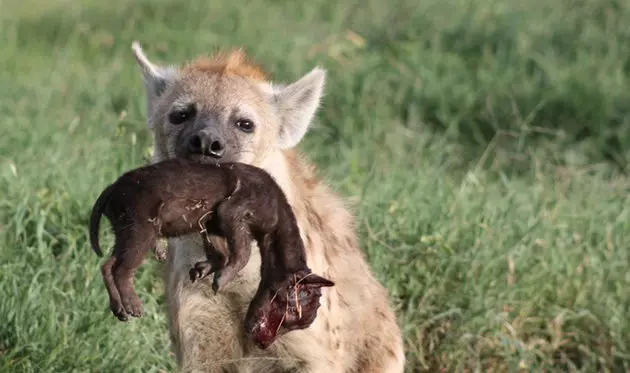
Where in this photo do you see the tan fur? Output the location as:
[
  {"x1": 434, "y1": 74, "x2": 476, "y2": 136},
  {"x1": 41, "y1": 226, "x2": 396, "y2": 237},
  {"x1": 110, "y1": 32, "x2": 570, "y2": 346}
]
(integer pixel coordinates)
[
  {"x1": 130, "y1": 41, "x2": 405, "y2": 373},
  {"x1": 183, "y1": 50, "x2": 268, "y2": 82}
]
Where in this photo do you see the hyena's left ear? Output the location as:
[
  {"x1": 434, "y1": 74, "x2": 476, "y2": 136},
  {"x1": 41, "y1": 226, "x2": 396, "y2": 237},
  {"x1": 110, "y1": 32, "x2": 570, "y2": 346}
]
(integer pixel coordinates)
[
  {"x1": 272, "y1": 67, "x2": 326, "y2": 149},
  {"x1": 131, "y1": 41, "x2": 178, "y2": 129},
  {"x1": 299, "y1": 273, "x2": 335, "y2": 288}
]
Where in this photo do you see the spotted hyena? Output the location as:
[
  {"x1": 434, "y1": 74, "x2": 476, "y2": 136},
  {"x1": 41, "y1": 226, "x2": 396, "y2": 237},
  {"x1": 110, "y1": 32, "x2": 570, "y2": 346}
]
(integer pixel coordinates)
[{"x1": 131, "y1": 41, "x2": 405, "y2": 373}]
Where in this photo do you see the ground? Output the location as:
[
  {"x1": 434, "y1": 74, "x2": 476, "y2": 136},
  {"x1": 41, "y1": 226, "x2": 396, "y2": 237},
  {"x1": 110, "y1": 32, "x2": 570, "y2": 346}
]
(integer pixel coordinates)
[{"x1": 0, "y1": 0, "x2": 629, "y2": 372}]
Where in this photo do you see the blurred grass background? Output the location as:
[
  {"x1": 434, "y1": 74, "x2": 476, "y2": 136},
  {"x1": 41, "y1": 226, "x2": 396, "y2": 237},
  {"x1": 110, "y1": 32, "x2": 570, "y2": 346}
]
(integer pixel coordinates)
[{"x1": 0, "y1": 0, "x2": 629, "y2": 372}]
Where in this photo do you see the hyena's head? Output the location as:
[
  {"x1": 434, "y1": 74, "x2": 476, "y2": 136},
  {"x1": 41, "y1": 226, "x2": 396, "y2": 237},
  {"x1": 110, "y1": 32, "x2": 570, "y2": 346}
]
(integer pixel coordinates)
[{"x1": 131, "y1": 41, "x2": 325, "y2": 167}]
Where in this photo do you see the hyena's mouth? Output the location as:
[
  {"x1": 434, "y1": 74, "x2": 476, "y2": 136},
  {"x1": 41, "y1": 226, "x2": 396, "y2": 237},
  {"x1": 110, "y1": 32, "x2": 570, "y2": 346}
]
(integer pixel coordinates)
[{"x1": 178, "y1": 154, "x2": 231, "y2": 166}]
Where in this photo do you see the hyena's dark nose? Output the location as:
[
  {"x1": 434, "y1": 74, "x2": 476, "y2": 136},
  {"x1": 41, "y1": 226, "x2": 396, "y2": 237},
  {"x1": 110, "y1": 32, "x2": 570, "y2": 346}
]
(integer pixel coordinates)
[{"x1": 188, "y1": 133, "x2": 226, "y2": 158}]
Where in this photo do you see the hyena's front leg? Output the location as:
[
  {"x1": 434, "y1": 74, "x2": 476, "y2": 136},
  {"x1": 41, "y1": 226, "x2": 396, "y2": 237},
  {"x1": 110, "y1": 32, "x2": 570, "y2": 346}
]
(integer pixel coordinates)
[
  {"x1": 209, "y1": 199, "x2": 255, "y2": 293},
  {"x1": 189, "y1": 233, "x2": 228, "y2": 283},
  {"x1": 352, "y1": 317, "x2": 406, "y2": 373},
  {"x1": 189, "y1": 210, "x2": 230, "y2": 283}
]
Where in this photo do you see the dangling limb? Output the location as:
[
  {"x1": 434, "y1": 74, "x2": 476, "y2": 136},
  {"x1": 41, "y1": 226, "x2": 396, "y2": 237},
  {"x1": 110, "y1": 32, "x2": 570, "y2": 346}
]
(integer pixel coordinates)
[
  {"x1": 210, "y1": 200, "x2": 254, "y2": 293},
  {"x1": 111, "y1": 227, "x2": 157, "y2": 318}
]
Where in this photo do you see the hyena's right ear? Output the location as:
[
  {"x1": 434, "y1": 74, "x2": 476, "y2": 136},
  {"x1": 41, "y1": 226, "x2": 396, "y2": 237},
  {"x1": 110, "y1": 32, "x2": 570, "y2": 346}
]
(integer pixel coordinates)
[{"x1": 131, "y1": 41, "x2": 178, "y2": 129}]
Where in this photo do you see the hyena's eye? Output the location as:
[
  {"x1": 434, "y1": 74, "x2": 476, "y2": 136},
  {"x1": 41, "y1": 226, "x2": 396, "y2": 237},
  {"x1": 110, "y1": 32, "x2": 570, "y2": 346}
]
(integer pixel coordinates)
[
  {"x1": 236, "y1": 119, "x2": 255, "y2": 133},
  {"x1": 168, "y1": 105, "x2": 196, "y2": 125}
]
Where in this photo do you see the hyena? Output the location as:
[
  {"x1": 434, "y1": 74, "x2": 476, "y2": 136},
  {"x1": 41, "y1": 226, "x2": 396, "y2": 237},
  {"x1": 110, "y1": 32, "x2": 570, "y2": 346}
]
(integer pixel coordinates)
[
  {"x1": 88, "y1": 157, "x2": 334, "y2": 335},
  {"x1": 130, "y1": 41, "x2": 405, "y2": 373}
]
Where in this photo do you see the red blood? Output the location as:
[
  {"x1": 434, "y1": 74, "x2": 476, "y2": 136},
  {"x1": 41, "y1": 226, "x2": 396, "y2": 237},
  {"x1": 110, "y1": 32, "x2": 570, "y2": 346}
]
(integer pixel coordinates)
[{"x1": 244, "y1": 270, "x2": 334, "y2": 349}]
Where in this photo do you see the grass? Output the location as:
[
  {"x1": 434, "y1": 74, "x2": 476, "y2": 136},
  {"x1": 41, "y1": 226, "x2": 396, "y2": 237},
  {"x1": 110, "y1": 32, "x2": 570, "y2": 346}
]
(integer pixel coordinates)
[{"x1": 0, "y1": 0, "x2": 629, "y2": 371}]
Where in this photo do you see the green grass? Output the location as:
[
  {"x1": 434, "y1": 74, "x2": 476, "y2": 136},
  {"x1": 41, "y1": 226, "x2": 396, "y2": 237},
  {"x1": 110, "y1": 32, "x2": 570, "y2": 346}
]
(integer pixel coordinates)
[{"x1": 1, "y1": 0, "x2": 629, "y2": 371}]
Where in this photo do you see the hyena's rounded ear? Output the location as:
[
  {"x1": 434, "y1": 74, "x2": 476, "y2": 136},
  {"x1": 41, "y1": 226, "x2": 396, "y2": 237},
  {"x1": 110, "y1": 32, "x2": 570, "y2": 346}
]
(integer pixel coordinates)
[
  {"x1": 131, "y1": 41, "x2": 179, "y2": 129},
  {"x1": 299, "y1": 273, "x2": 335, "y2": 288},
  {"x1": 272, "y1": 67, "x2": 326, "y2": 149}
]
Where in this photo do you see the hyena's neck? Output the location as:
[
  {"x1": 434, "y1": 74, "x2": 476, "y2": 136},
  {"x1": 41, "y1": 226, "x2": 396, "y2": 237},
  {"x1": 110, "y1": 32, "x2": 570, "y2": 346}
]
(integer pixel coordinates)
[
  {"x1": 260, "y1": 149, "x2": 359, "y2": 274},
  {"x1": 259, "y1": 149, "x2": 310, "y2": 211}
]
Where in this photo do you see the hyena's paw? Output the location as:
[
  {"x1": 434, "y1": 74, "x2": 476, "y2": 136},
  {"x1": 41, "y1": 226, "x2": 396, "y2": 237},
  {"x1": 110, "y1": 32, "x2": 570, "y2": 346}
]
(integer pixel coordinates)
[
  {"x1": 189, "y1": 260, "x2": 217, "y2": 283},
  {"x1": 122, "y1": 294, "x2": 144, "y2": 318},
  {"x1": 109, "y1": 300, "x2": 129, "y2": 322},
  {"x1": 118, "y1": 288, "x2": 144, "y2": 318},
  {"x1": 211, "y1": 267, "x2": 238, "y2": 294}
]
